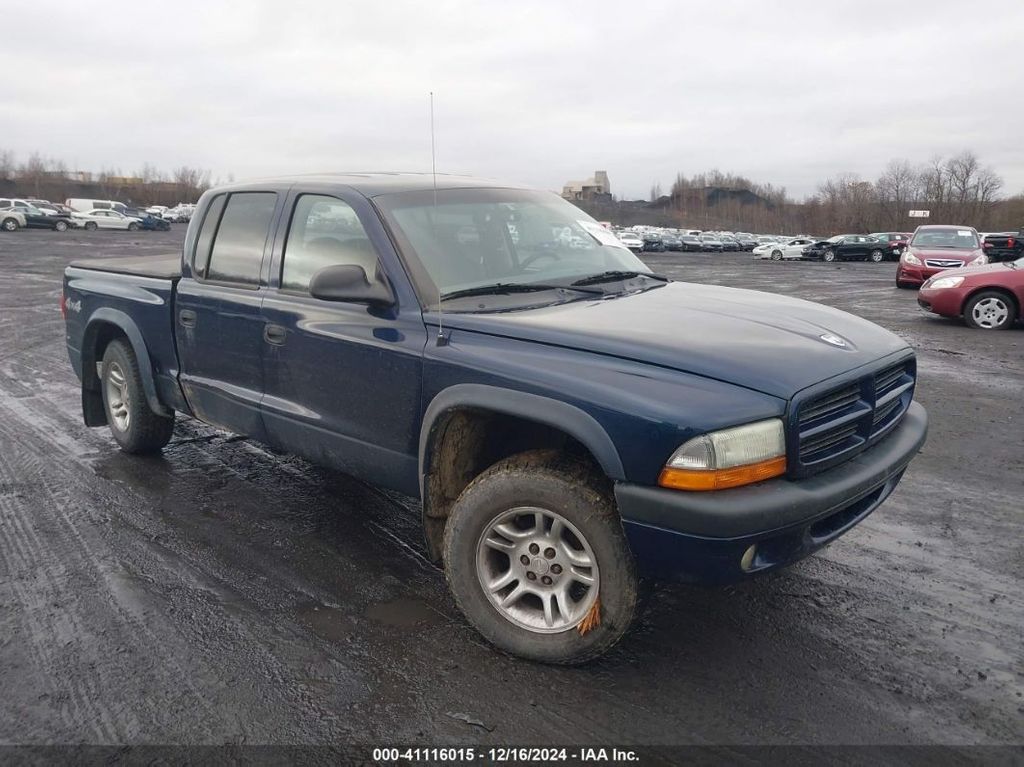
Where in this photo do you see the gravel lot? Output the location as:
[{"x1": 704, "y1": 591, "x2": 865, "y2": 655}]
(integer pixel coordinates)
[{"x1": 0, "y1": 228, "x2": 1021, "y2": 747}]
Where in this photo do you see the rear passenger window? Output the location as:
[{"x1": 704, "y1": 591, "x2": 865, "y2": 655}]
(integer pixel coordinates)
[
  {"x1": 193, "y1": 194, "x2": 227, "y2": 277},
  {"x1": 281, "y1": 195, "x2": 378, "y2": 293},
  {"x1": 206, "y1": 192, "x2": 277, "y2": 286}
]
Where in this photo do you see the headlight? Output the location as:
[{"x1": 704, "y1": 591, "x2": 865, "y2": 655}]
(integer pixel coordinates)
[
  {"x1": 969, "y1": 254, "x2": 987, "y2": 266},
  {"x1": 927, "y1": 276, "x2": 965, "y2": 289},
  {"x1": 659, "y1": 419, "x2": 786, "y2": 491},
  {"x1": 902, "y1": 252, "x2": 922, "y2": 266}
]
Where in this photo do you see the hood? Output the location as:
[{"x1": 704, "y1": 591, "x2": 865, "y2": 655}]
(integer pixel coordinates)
[
  {"x1": 905, "y1": 246, "x2": 983, "y2": 263},
  {"x1": 928, "y1": 262, "x2": 1017, "y2": 280},
  {"x1": 442, "y1": 282, "x2": 909, "y2": 399}
]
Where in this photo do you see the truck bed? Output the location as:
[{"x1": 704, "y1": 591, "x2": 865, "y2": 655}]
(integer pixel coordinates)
[
  {"x1": 68, "y1": 253, "x2": 182, "y2": 280},
  {"x1": 64, "y1": 256, "x2": 188, "y2": 415}
]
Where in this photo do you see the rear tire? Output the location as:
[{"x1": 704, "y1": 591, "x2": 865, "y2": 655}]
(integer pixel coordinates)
[
  {"x1": 1, "y1": 217, "x2": 18, "y2": 232},
  {"x1": 100, "y1": 339, "x2": 175, "y2": 453},
  {"x1": 964, "y1": 290, "x2": 1016, "y2": 330},
  {"x1": 84, "y1": 221, "x2": 98, "y2": 231},
  {"x1": 443, "y1": 450, "x2": 638, "y2": 665}
]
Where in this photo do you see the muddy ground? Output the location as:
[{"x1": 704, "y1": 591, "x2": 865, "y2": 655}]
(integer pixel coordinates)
[{"x1": 0, "y1": 228, "x2": 1020, "y2": 747}]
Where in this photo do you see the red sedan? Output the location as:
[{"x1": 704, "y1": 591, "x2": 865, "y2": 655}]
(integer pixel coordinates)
[
  {"x1": 917, "y1": 259, "x2": 1024, "y2": 329},
  {"x1": 896, "y1": 225, "x2": 988, "y2": 289}
]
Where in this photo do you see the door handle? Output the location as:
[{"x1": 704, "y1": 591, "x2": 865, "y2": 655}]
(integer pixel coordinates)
[
  {"x1": 179, "y1": 309, "x2": 197, "y2": 328},
  {"x1": 263, "y1": 323, "x2": 287, "y2": 345}
]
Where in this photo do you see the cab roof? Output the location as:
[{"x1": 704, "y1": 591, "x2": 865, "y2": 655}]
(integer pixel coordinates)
[{"x1": 209, "y1": 172, "x2": 532, "y2": 198}]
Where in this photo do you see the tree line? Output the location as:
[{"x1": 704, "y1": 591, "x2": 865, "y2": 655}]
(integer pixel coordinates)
[
  {"x1": 630, "y1": 151, "x2": 1022, "y2": 234},
  {"x1": 0, "y1": 150, "x2": 215, "y2": 207}
]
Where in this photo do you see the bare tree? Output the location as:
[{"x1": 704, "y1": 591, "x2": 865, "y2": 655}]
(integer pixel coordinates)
[
  {"x1": 17, "y1": 152, "x2": 49, "y2": 197},
  {"x1": 137, "y1": 163, "x2": 164, "y2": 185},
  {"x1": 172, "y1": 166, "x2": 212, "y2": 202},
  {"x1": 875, "y1": 159, "x2": 921, "y2": 229},
  {"x1": 0, "y1": 149, "x2": 15, "y2": 181}
]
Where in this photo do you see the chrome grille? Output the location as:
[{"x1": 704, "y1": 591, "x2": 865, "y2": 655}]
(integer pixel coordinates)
[
  {"x1": 794, "y1": 358, "x2": 915, "y2": 475},
  {"x1": 924, "y1": 259, "x2": 963, "y2": 269}
]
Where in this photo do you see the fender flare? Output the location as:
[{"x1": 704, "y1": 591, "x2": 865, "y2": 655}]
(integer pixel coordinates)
[
  {"x1": 82, "y1": 308, "x2": 172, "y2": 417},
  {"x1": 418, "y1": 383, "x2": 625, "y2": 501}
]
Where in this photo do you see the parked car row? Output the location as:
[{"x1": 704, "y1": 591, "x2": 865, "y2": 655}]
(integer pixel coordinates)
[
  {"x1": 0, "y1": 197, "x2": 195, "y2": 233},
  {"x1": 613, "y1": 217, "x2": 1014, "y2": 331},
  {"x1": 613, "y1": 226, "x2": 766, "y2": 253}
]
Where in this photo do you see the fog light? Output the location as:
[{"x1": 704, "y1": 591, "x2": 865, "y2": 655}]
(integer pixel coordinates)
[{"x1": 740, "y1": 544, "x2": 758, "y2": 572}]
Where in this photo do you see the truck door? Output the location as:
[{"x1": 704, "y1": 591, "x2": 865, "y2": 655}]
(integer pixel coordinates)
[
  {"x1": 258, "y1": 191, "x2": 426, "y2": 496},
  {"x1": 175, "y1": 190, "x2": 282, "y2": 439}
]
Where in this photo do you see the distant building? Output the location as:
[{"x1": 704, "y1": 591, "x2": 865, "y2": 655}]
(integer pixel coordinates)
[{"x1": 561, "y1": 170, "x2": 611, "y2": 202}]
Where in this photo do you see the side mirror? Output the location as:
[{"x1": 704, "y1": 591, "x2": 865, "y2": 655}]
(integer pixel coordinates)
[{"x1": 309, "y1": 264, "x2": 394, "y2": 307}]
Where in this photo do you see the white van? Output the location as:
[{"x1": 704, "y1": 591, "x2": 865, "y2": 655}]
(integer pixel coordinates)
[{"x1": 65, "y1": 198, "x2": 128, "y2": 213}]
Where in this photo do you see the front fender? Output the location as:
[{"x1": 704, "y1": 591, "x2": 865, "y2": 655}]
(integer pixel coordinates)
[
  {"x1": 82, "y1": 308, "x2": 172, "y2": 418},
  {"x1": 418, "y1": 383, "x2": 625, "y2": 501}
]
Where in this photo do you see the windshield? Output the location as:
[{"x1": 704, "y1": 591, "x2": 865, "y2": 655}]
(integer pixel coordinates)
[
  {"x1": 827, "y1": 235, "x2": 845, "y2": 243},
  {"x1": 375, "y1": 188, "x2": 650, "y2": 305},
  {"x1": 911, "y1": 228, "x2": 980, "y2": 249}
]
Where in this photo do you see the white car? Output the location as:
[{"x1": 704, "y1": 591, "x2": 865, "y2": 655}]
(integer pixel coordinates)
[
  {"x1": 617, "y1": 232, "x2": 644, "y2": 251},
  {"x1": 0, "y1": 208, "x2": 27, "y2": 231},
  {"x1": 0, "y1": 197, "x2": 59, "y2": 215},
  {"x1": 72, "y1": 209, "x2": 145, "y2": 231},
  {"x1": 754, "y1": 237, "x2": 816, "y2": 260}
]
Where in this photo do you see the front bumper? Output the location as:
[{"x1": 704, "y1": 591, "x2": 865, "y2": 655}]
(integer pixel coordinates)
[
  {"x1": 917, "y1": 288, "x2": 964, "y2": 317},
  {"x1": 897, "y1": 262, "x2": 971, "y2": 285},
  {"x1": 615, "y1": 401, "x2": 928, "y2": 583}
]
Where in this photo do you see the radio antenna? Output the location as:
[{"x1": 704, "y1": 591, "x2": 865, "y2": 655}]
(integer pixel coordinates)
[{"x1": 431, "y1": 91, "x2": 448, "y2": 346}]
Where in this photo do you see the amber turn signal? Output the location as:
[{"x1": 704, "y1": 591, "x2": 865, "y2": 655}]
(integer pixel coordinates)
[{"x1": 658, "y1": 456, "x2": 787, "y2": 491}]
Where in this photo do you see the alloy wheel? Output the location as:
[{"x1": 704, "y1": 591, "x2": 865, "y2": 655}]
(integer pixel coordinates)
[
  {"x1": 476, "y1": 506, "x2": 599, "y2": 633},
  {"x1": 105, "y1": 362, "x2": 131, "y2": 431}
]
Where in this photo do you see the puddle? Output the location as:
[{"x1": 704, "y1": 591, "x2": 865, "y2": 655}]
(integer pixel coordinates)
[
  {"x1": 296, "y1": 601, "x2": 357, "y2": 642},
  {"x1": 364, "y1": 597, "x2": 442, "y2": 628}
]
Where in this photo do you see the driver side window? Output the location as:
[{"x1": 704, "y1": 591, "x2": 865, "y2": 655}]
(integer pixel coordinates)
[{"x1": 281, "y1": 195, "x2": 379, "y2": 293}]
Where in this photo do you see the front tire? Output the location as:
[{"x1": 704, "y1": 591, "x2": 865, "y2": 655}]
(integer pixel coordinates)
[
  {"x1": 443, "y1": 450, "x2": 638, "y2": 664},
  {"x1": 964, "y1": 291, "x2": 1016, "y2": 330},
  {"x1": 869, "y1": 249, "x2": 884, "y2": 263},
  {"x1": 84, "y1": 221, "x2": 98, "y2": 231},
  {"x1": 54, "y1": 219, "x2": 68, "y2": 232},
  {"x1": 127, "y1": 222, "x2": 139, "y2": 231},
  {"x1": 1, "y1": 217, "x2": 18, "y2": 232},
  {"x1": 823, "y1": 249, "x2": 836, "y2": 263},
  {"x1": 100, "y1": 339, "x2": 175, "y2": 453},
  {"x1": 770, "y1": 250, "x2": 783, "y2": 260}
]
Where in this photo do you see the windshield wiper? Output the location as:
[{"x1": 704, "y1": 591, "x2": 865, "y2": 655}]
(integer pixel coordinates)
[
  {"x1": 440, "y1": 282, "x2": 603, "y2": 301},
  {"x1": 570, "y1": 270, "x2": 669, "y2": 287}
]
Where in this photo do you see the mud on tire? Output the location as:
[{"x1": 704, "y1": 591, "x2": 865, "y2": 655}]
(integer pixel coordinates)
[{"x1": 442, "y1": 449, "x2": 638, "y2": 664}]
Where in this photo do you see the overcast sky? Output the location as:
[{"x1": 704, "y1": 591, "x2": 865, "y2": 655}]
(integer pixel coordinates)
[{"x1": 7, "y1": 1, "x2": 1023, "y2": 199}]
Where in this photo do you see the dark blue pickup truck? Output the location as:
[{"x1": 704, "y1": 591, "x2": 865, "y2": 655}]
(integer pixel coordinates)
[{"x1": 63, "y1": 174, "x2": 927, "y2": 663}]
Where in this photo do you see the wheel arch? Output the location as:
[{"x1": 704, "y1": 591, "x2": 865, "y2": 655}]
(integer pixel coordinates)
[
  {"x1": 962, "y1": 285, "x2": 1021, "y2": 319},
  {"x1": 81, "y1": 309, "x2": 172, "y2": 423},
  {"x1": 418, "y1": 384, "x2": 625, "y2": 561}
]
